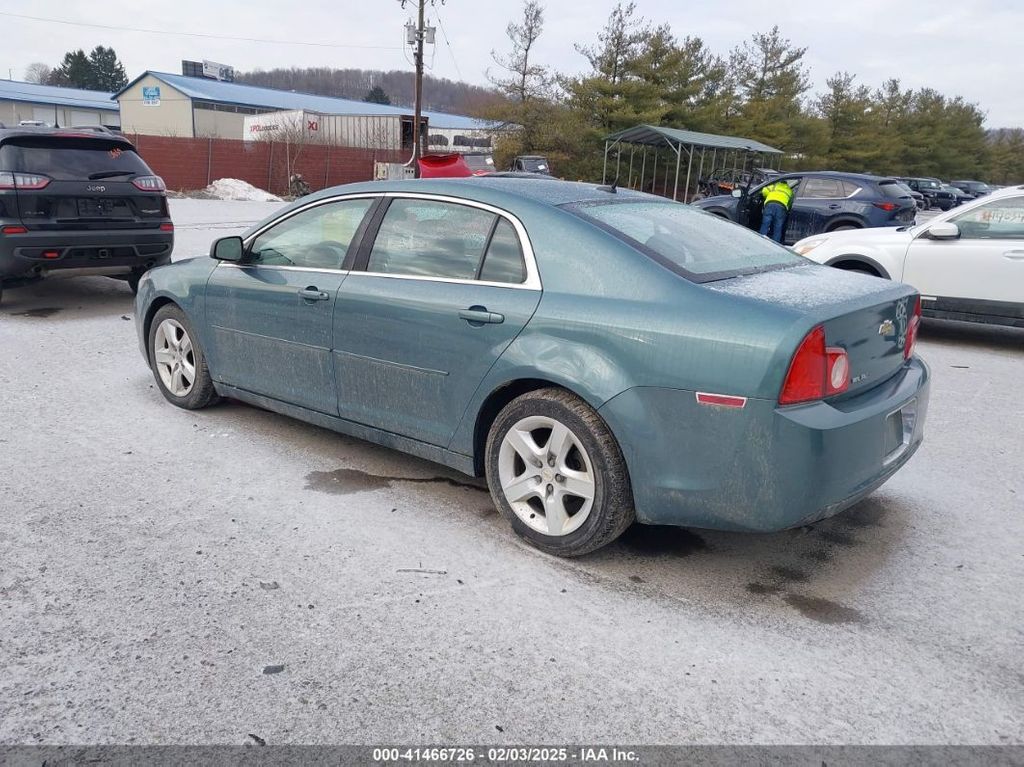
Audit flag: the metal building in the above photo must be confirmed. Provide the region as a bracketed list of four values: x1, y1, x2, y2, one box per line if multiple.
[0, 79, 121, 130]
[115, 71, 502, 150]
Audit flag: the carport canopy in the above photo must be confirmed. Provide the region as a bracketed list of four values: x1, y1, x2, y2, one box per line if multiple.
[602, 124, 783, 202]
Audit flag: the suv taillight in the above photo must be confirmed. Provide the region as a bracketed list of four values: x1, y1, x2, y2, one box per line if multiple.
[132, 175, 166, 192]
[873, 201, 898, 211]
[905, 296, 922, 360]
[779, 326, 850, 406]
[0, 171, 51, 190]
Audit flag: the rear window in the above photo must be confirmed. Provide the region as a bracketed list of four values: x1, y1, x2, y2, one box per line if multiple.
[880, 181, 913, 198]
[566, 200, 804, 282]
[0, 137, 151, 181]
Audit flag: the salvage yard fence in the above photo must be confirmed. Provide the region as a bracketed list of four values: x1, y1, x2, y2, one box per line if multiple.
[129, 135, 407, 196]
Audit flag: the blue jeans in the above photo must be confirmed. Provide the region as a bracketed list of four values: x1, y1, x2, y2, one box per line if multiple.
[759, 202, 788, 243]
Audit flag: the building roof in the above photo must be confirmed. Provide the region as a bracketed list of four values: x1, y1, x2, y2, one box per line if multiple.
[0, 79, 118, 112]
[117, 71, 496, 130]
[606, 124, 782, 154]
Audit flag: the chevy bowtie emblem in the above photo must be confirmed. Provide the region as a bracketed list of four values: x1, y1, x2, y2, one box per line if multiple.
[878, 319, 896, 336]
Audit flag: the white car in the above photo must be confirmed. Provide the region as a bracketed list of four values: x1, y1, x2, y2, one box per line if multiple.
[793, 186, 1024, 327]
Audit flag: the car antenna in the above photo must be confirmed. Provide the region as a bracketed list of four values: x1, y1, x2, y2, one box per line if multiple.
[597, 174, 619, 194]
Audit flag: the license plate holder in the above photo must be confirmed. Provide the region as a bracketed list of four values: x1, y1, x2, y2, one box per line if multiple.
[883, 399, 917, 465]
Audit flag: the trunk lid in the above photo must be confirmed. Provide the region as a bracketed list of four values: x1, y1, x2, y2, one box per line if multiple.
[707, 264, 917, 398]
[16, 180, 168, 230]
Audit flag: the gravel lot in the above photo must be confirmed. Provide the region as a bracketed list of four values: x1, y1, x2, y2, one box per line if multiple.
[0, 200, 1021, 745]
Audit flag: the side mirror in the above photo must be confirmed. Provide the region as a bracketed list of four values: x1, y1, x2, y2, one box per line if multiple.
[210, 235, 244, 261]
[925, 222, 960, 240]
[731, 188, 743, 198]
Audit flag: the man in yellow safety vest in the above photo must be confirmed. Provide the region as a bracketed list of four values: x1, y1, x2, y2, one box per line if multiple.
[759, 179, 794, 243]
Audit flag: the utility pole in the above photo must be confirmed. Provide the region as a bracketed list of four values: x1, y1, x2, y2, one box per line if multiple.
[401, 0, 439, 178]
[412, 0, 425, 176]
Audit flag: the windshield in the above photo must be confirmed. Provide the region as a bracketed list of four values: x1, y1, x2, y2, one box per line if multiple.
[520, 157, 549, 173]
[566, 199, 804, 282]
[0, 137, 151, 181]
[462, 155, 494, 172]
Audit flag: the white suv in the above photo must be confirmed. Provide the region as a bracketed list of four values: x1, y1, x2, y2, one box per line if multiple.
[793, 186, 1024, 327]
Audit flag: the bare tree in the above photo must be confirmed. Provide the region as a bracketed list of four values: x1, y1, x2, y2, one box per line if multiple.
[24, 62, 52, 84]
[488, 1, 549, 104]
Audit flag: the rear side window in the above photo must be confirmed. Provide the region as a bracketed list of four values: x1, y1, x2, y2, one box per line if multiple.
[0, 138, 152, 181]
[479, 219, 526, 283]
[367, 199, 495, 279]
[568, 200, 803, 281]
[880, 181, 912, 198]
[799, 178, 844, 198]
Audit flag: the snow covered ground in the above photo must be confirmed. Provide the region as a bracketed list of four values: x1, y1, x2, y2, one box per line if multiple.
[0, 199, 1020, 746]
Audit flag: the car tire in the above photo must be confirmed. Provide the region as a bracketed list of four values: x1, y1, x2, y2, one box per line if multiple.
[829, 224, 859, 232]
[148, 304, 219, 410]
[485, 388, 634, 557]
[127, 272, 142, 295]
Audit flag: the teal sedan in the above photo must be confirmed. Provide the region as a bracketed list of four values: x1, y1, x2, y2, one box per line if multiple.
[135, 179, 929, 556]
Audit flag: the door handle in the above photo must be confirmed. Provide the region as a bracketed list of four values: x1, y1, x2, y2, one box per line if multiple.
[459, 307, 505, 325]
[828, 204, 841, 209]
[1002, 250, 1024, 261]
[298, 286, 330, 301]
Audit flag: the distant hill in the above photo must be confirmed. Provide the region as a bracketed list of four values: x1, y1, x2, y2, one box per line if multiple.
[235, 67, 504, 117]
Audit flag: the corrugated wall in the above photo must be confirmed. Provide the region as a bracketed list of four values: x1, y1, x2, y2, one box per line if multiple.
[130, 134, 406, 194]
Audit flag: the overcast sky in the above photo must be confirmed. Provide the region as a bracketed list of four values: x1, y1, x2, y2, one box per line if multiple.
[2, 0, 1021, 127]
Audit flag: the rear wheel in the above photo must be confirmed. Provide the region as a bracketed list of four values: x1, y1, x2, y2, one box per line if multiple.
[127, 272, 142, 295]
[485, 388, 634, 557]
[148, 304, 219, 410]
[829, 224, 860, 232]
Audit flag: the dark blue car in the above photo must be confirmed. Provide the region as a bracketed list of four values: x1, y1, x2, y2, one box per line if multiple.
[692, 171, 917, 245]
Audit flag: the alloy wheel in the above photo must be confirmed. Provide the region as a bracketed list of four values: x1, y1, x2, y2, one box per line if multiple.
[153, 318, 196, 397]
[497, 415, 596, 537]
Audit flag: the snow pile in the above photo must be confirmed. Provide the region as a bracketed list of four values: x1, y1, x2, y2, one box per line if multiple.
[203, 178, 282, 202]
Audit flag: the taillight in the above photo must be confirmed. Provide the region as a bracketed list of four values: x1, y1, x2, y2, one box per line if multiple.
[873, 201, 898, 212]
[132, 175, 166, 192]
[905, 296, 922, 360]
[0, 171, 51, 190]
[779, 325, 850, 405]
[1, 225, 28, 234]
[159, 223, 174, 232]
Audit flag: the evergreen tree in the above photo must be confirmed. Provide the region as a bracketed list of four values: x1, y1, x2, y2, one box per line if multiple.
[47, 50, 93, 89]
[88, 46, 128, 91]
[728, 27, 812, 152]
[363, 86, 391, 105]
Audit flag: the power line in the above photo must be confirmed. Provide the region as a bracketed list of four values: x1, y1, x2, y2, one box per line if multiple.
[433, 7, 462, 81]
[0, 11, 403, 50]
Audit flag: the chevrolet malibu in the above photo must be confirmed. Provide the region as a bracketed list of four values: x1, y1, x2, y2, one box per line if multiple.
[136, 179, 929, 556]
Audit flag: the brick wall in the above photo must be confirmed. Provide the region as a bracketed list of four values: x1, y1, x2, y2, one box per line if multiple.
[129, 135, 406, 195]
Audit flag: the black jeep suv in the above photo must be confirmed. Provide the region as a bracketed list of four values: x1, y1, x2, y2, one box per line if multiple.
[0, 126, 172, 303]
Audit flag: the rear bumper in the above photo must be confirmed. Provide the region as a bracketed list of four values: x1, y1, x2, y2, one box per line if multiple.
[0, 227, 172, 283]
[598, 357, 930, 532]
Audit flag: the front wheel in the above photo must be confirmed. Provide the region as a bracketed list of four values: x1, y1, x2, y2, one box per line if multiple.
[485, 388, 634, 557]
[148, 304, 219, 410]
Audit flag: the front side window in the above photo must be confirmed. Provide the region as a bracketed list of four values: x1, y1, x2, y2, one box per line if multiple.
[951, 196, 1024, 240]
[569, 200, 804, 280]
[367, 199, 497, 279]
[249, 198, 374, 269]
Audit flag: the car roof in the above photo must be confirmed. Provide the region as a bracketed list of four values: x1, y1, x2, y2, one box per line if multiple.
[781, 170, 896, 182]
[0, 126, 132, 145]
[304, 177, 651, 209]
